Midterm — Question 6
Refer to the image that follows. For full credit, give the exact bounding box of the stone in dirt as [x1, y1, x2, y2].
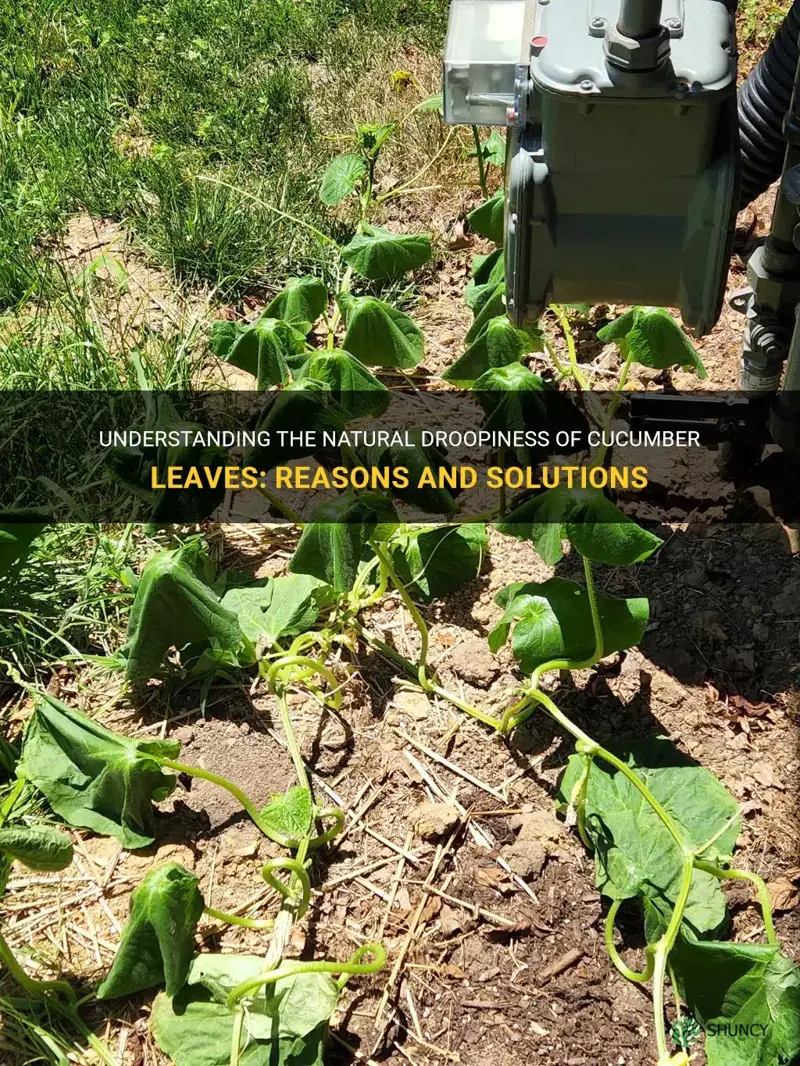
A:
[502, 810, 565, 879]
[412, 801, 460, 841]
[393, 690, 431, 721]
[448, 637, 499, 687]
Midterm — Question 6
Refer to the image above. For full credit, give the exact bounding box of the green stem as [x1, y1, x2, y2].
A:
[595, 339, 635, 466]
[570, 752, 594, 851]
[544, 335, 570, 378]
[551, 305, 588, 390]
[327, 265, 354, 349]
[262, 858, 311, 919]
[652, 861, 694, 1061]
[230, 1008, 245, 1066]
[226, 944, 386, 1008]
[58, 1006, 120, 1066]
[604, 900, 654, 983]
[694, 859, 777, 945]
[503, 555, 603, 733]
[204, 906, 274, 931]
[370, 542, 429, 691]
[471, 126, 489, 198]
[0, 929, 76, 1003]
[256, 485, 303, 525]
[153, 755, 265, 833]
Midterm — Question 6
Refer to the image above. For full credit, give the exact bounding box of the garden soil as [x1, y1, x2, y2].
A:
[4, 194, 800, 1066]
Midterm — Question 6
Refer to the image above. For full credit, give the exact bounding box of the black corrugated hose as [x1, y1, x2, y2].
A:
[738, 0, 800, 207]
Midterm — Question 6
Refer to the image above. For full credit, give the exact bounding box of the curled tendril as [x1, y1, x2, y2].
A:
[604, 900, 654, 984]
[261, 858, 311, 919]
[226, 942, 387, 1008]
[263, 655, 342, 710]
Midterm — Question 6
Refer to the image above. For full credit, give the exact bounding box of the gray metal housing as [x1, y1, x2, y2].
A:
[463, 0, 740, 337]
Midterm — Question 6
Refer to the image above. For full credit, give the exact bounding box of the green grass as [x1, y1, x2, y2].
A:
[0, 0, 448, 306]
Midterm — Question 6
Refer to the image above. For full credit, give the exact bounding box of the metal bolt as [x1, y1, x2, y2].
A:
[666, 17, 682, 30]
[580, 79, 594, 92]
[590, 15, 606, 28]
[675, 80, 689, 93]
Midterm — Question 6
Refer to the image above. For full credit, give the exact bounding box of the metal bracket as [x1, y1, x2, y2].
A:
[587, 0, 684, 38]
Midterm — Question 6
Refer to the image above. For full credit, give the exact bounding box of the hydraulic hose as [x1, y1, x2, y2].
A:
[739, 0, 800, 207]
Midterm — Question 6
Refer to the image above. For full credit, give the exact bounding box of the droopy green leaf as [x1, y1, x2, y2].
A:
[337, 293, 424, 369]
[19, 691, 179, 849]
[0, 824, 73, 872]
[0, 508, 49, 577]
[497, 488, 662, 566]
[296, 349, 390, 418]
[261, 575, 334, 646]
[478, 130, 506, 167]
[473, 363, 581, 466]
[598, 307, 707, 378]
[98, 863, 204, 999]
[245, 380, 344, 474]
[319, 153, 367, 206]
[465, 250, 504, 309]
[151, 955, 337, 1066]
[211, 318, 304, 389]
[565, 491, 664, 566]
[290, 491, 397, 592]
[558, 738, 740, 936]
[443, 316, 539, 386]
[670, 932, 800, 1066]
[467, 190, 504, 244]
[465, 287, 505, 344]
[363, 433, 457, 515]
[218, 581, 273, 644]
[340, 224, 432, 280]
[265, 278, 329, 335]
[257, 786, 313, 843]
[119, 541, 243, 681]
[489, 577, 649, 671]
[390, 524, 487, 602]
[220, 574, 333, 648]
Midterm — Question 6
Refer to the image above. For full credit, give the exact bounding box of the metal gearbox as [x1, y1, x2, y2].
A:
[443, 0, 739, 337]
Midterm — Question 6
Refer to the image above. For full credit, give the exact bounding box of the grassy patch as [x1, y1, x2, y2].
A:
[0, 0, 449, 305]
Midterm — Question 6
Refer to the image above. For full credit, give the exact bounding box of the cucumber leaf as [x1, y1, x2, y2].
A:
[19, 691, 179, 849]
[489, 576, 649, 670]
[257, 786, 313, 844]
[98, 862, 204, 999]
[443, 316, 539, 386]
[467, 190, 504, 244]
[245, 380, 344, 475]
[557, 738, 740, 937]
[340, 224, 432, 280]
[465, 288, 505, 344]
[210, 317, 304, 389]
[151, 955, 338, 1066]
[295, 349, 390, 418]
[337, 293, 424, 370]
[362, 433, 457, 515]
[320, 153, 367, 207]
[598, 307, 707, 378]
[390, 524, 487, 601]
[119, 541, 243, 681]
[497, 488, 662, 566]
[265, 278, 329, 335]
[290, 491, 397, 592]
[0, 824, 73, 872]
[669, 931, 800, 1066]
